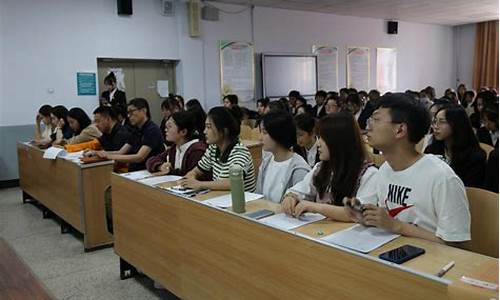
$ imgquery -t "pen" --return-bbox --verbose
[436,261,455,277]
[187,189,210,197]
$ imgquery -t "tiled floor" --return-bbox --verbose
[0,187,178,300]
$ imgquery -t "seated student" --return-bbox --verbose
[185,99,207,138]
[312,90,327,118]
[92,106,131,151]
[64,108,101,145]
[470,90,496,130]
[34,104,53,145]
[146,111,207,176]
[180,107,256,192]
[94,98,164,171]
[256,111,310,203]
[160,97,181,143]
[293,113,319,168]
[325,95,343,115]
[463,90,476,116]
[100,72,126,108]
[256,97,270,117]
[485,146,499,193]
[345,93,471,244]
[281,112,378,219]
[223,94,239,109]
[425,105,486,188]
[50,105,73,145]
[295,97,313,115]
[288,90,301,115]
[345,93,363,122]
[477,104,499,147]
[174,94,185,111]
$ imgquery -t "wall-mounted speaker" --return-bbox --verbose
[117,0,132,15]
[188,0,201,37]
[388,21,398,34]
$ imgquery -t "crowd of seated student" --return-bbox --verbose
[293,113,319,168]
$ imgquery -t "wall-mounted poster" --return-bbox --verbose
[347,47,370,91]
[312,45,338,92]
[77,72,96,96]
[219,41,255,103]
[377,48,397,93]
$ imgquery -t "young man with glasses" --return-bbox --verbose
[345,93,471,245]
[94,98,163,171]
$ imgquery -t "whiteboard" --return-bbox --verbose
[262,54,318,98]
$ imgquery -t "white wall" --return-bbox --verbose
[1,0,460,126]
[1,0,179,126]
[254,7,455,97]
[455,23,476,90]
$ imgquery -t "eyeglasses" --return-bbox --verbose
[367,116,395,125]
[127,108,139,116]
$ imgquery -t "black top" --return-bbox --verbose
[357,100,380,130]
[101,89,127,108]
[424,143,487,188]
[484,146,499,193]
[312,104,327,119]
[127,119,164,171]
[98,123,131,151]
[476,127,496,146]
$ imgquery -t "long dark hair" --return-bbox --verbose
[426,105,485,173]
[68,108,91,135]
[186,99,207,136]
[312,112,368,205]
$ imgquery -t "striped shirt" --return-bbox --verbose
[198,142,256,192]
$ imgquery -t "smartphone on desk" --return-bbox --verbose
[245,209,275,220]
[379,244,425,264]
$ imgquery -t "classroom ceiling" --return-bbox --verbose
[208,0,499,25]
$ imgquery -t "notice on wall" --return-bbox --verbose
[219,41,255,103]
[376,48,397,93]
[77,72,97,96]
[157,80,169,97]
[347,47,370,91]
[312,45,338,92]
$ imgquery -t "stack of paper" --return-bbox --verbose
[138,175,182,186]
[121,170,152,180]
[204,192,263,208]
[321,224,400,253]
[43,147,65,160]
[259,213,326,230]
[60,151,84,162]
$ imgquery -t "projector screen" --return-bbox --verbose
[262,54,318,98]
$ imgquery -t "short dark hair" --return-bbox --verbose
[483,105,499,130]
[93,105,118,120]
[296,97,307,107]
[295,113,316,133]
[223,94,238,105]
[68,107,92,135]
[268,100,289,113]
[128,98,151,119]
[257,97,270,107]
[104,72,116,85]
[171,111,199,141]
[316,90,327,98]
[161,97,181,112]
[288,90,300,98]
[378,93,431,144]
[262,110,297,149]
[207,106,240,143]
[39,105,52,117]
[465,90,475,98]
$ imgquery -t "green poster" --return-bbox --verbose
[77,72,97,96]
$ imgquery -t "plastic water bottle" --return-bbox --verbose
[230,165,245,213]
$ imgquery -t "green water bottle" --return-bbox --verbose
[230,165,246,213]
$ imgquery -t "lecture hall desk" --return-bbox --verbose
[111,174,499,300]
[17,142,113,251]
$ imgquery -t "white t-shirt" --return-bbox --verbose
[306,139,319,168]
[359,154,471,242]
[262,156,293,203]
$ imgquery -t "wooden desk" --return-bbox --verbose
[0,238,54,300]
[241,139,263,175]
[17,142,113,251]
[112,175,498,300]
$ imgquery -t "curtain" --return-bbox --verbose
[473,20,499,90]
